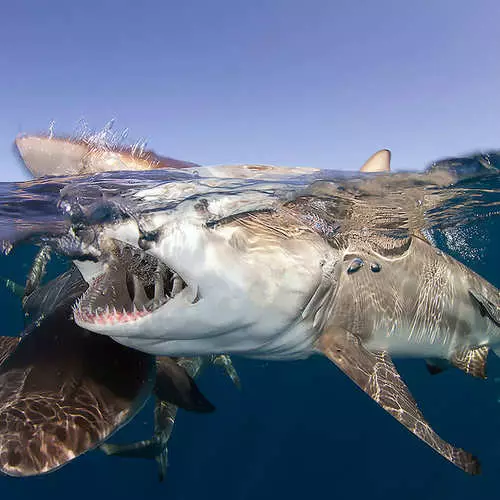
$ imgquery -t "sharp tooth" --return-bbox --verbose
[190,284,200,304]
[154,269,164,301]
[172,276,183,297]
[133,275,148,307]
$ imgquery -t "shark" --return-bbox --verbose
[0,255,219,476]
[100,353,240,481]
[12,133,241,481]
[13,132,500,475]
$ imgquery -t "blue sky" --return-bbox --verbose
[0,0,499,180]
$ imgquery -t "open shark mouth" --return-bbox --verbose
[73,242,189,325]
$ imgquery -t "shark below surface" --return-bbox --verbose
[100,354,240,481]
[0,254,216,477]
[8,133,500,475]
[9,134,242,481]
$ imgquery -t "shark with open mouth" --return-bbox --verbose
[11,131,500,476]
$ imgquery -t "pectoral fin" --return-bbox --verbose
[318,328,480,475]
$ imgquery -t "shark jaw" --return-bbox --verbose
[72,211,338,359]
[73,240,192,325]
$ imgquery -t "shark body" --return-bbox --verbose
[12,133,500,475]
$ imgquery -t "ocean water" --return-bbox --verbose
[0,156,499,499]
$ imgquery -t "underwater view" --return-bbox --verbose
[0,132,498,499]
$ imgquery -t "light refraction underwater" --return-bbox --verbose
[0,125,499,487]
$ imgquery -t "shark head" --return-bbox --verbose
[71,191,341,360]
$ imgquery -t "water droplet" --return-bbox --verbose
[347,257,364,274]
[370,262,381,273]
[47,120,55,139]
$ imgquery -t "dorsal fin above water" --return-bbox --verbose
[360,149,391,173]
[15,135,200,178]
[450,346,489,379]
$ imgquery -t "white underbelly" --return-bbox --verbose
[111,319,318,360]
[364,321,492,358]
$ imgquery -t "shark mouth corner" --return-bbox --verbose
[72,242,189,326]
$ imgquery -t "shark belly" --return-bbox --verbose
[110,318,319,360]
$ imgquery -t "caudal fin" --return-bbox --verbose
[100,439,168,481]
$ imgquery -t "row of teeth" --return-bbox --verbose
[72,239,189,323]
[73,268,187,324]
[73,302,150,324]
[115,242,187,310]
[128,270,186,311]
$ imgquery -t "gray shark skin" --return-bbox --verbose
[11,134,500,475]
[67,178,500,476]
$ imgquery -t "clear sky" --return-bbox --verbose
[0,0,499,180]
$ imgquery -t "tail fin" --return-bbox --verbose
[100,438,168,481]
[100,439,162,460]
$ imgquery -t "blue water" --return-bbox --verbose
[1,157,500,499]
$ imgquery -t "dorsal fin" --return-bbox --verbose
[360,149,391,173]
[15,135,199,178]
